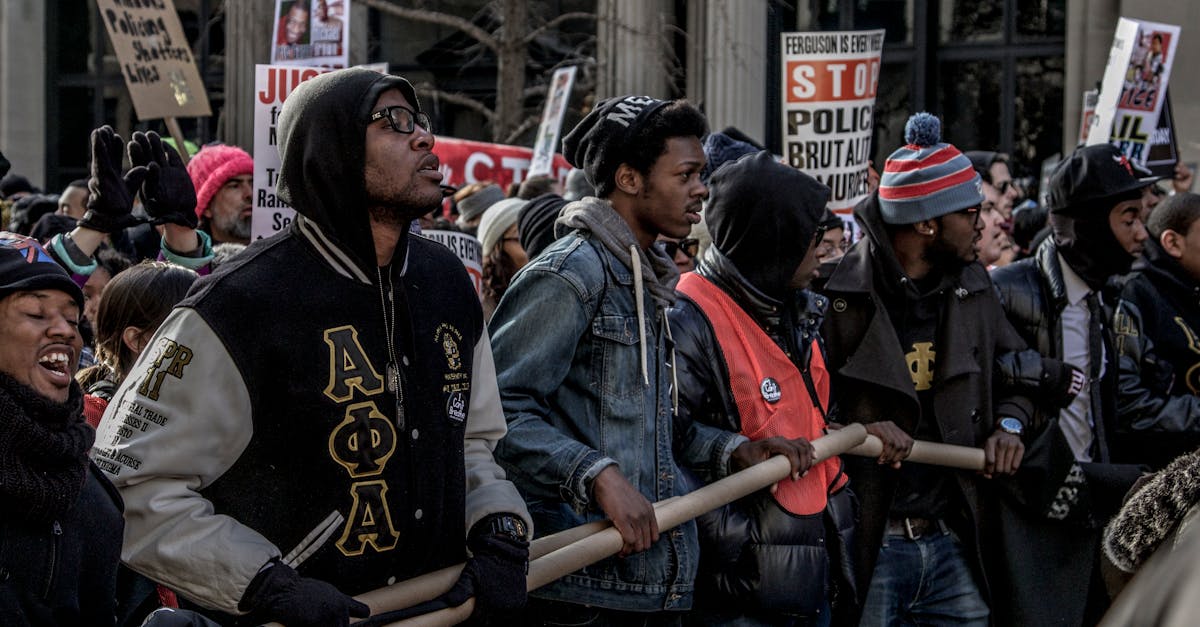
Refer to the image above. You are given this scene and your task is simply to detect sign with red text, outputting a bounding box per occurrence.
[1087,17,1180,167]
[271,0,350,69]
[781,29,884,215]
[96,0,212,119]
[434,137,573,190]
[419,230,483,296]
[1078,89,1099,145]
[251,64,332,240]
[528,66,578,179]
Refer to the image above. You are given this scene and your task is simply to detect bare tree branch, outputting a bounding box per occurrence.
[362,0,498,51]
[502,116,542,145]
[415,83,497,123]
[523,12,597,45]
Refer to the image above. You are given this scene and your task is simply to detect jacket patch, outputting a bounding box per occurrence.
[446,391,467,423]
[906,341,936,391]
[435,323,464,371]
[136,338,193,401]
[322,324,398,557]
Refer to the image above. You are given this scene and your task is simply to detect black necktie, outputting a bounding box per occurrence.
[1085,292,1110,463]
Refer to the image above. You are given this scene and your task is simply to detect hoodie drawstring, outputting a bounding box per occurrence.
[631,244,649,385]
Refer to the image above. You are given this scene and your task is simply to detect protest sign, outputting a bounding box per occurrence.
[1078,89,1099,145]
[1145,93,1180,179]
[528,66,578,179]
[780,29,885,219]
[96,0,211,120]
[271,0,350,69]
[1087,17,1181,166]
[251,64,332,240]
[435,137,573,190]
[419,230,483,296]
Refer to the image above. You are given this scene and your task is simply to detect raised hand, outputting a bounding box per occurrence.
[129,131,199,228]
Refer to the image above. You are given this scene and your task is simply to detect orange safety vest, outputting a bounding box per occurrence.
[678,272,846,515]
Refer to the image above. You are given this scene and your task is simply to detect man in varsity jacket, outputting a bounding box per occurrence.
[95,68,531,627]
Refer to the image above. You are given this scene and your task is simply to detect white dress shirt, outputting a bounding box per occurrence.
[1057,254,1105,462]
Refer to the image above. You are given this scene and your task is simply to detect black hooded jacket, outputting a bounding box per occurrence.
[1113,236,1200,468]
[93,68,528,618]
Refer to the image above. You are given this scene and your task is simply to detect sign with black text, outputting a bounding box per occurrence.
[780,29,885,217]
[96,0,212,120]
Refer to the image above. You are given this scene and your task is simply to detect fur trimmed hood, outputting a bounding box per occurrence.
[1104,449,1200,573]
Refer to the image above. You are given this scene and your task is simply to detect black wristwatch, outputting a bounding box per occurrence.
[997,417,1024,436]
[485,514,528,541]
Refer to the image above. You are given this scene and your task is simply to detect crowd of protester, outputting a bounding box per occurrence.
[3,64,1200,627]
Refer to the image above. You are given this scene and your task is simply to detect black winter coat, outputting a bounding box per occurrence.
[819,195,1035,620]
[0,464,124,626]
[989,238,1144,626]
[668,249,857,622]
[1113,236,1200,469]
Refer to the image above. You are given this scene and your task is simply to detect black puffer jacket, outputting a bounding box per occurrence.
[669,248,856,621]
[0,464,124,626]
[1113,236,1200,468]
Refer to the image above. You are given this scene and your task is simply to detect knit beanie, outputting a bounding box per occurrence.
[477,198,528,256]
[561,95,670,196]
[878,112,984,225]
[700,131,760,183]
[518,193,568,259]
[456,184,506,225]
[186,144,254,218]
[563,168,594,201]
[0,232,84,308]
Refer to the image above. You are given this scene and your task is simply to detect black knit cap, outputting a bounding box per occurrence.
[518,193,568,260]
[705,151,830,297]
[0,232,84,308]
[561,95,670,194]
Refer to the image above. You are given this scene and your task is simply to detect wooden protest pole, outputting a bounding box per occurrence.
[847,435,986,471]
[381,424,870,627]
[163,117,191,165]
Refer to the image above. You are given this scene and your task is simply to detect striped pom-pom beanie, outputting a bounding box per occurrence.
[878,112,984,225]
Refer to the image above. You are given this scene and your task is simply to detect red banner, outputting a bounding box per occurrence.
[432,137,572,190]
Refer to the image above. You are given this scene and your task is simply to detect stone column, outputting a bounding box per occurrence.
[221,0,274,149]
[692,0,767,143]
[596,0,673,99]
[1063,0,1120,151]
[0,0,47,186]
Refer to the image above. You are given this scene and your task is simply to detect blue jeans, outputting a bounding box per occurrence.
[858,529,988,626]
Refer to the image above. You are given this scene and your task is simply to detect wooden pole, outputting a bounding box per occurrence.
[382,424,871,627]
[846,435,987,471]
[163,117,191,165]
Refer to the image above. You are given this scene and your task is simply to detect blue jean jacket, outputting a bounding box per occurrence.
[489,232,746,612]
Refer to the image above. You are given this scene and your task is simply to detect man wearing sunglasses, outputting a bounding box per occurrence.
[967,151,1021,221]
[821,113,1032,626]
[95,68,531,626]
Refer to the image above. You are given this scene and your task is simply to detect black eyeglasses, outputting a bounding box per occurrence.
[994,180,1013,195]
[369,105,432,134]
[659,238,700,259]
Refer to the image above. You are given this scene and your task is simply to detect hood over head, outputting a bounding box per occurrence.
[276,67,422,274]
[705,151,829,299]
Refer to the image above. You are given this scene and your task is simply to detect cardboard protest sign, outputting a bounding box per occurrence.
[1087,17,1181,166]
[436,137,573,190]
[251,64,332,240]
[271,0,350,69]
[1078,89,1099,145]
[1146,93,1180,180]
[781,29,884,218]
[528,66,578,179]
[96,0,211,120]
[419,230,483,296]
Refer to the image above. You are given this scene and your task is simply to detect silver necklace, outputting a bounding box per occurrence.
[376,266,400,395]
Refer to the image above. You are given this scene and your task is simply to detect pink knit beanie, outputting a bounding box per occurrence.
[187,145,254,218]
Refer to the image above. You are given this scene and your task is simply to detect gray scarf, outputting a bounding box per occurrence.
[557,197,680,307]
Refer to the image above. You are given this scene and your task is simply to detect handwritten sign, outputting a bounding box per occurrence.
[96,0,212,119]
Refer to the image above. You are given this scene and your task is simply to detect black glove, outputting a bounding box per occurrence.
[79,125,147,233]
[129,131,199,228]
[238,560,369,627]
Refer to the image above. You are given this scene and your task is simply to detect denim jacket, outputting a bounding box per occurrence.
[489,225,746,612]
